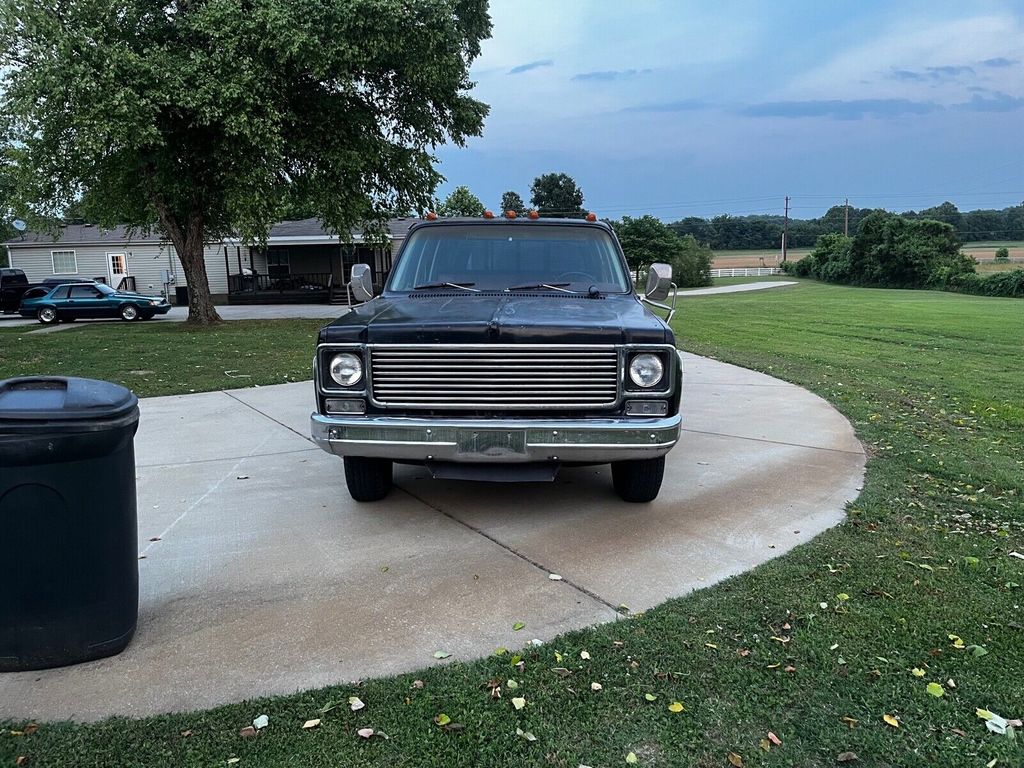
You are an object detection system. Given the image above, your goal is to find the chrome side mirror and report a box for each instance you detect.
[645,263,673,301]
[350,263,374,302]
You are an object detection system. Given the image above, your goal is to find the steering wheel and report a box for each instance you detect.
[556,271,597,283]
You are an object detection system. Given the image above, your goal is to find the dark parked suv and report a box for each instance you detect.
[311,215,682,503]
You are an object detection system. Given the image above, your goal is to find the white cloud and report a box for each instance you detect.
[783,14,1024,102]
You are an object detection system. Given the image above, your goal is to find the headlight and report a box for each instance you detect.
[629,353,664,388]
[329,352,363,387]
[149,299,160,305]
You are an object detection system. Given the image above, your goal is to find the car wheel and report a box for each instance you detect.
[37,307,58,325]
[343,456,393,502]
[120,304,139,321]
[611,456,666,503]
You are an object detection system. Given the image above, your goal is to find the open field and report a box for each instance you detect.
[2,282,1022,767]
[711,241,1024,269]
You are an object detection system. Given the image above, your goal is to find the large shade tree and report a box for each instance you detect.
[437,185,485,217]
[0,0,491,322]
[530,172,585,218]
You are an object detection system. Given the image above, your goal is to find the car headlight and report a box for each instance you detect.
[329,352,363,387]
[149,299,160,305]
[629,353,664,388]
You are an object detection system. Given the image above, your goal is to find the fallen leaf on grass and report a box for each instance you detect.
[302,719,321,730]
[357,727,379,738]
[512,697,526,710]
[506,679,519,690]
[226,759,240,766]
[348,696,365,711]
[911,668,926,677]
[625,752,638,764]
[668,702,684,713]
[411,680,424,689]
[727,752,744,767]
[179,729,193,738]
[705,643,718,649]
[552,667,571,677]
[433,650,451,659]
[977,709,1011,735]
[837,751,858,763]
[644,693,657,702]
[238,726,257,738]
[15,758,28,767]
[513,622,526,631]
[767,731,781,746]
[252,715,268,730]
[841,716,858,728]
[591,682,603,691]
[926,682,944,697]
[967,645,988,657]
[759,738,771,752]
[1009,551,1024,560]
[515,727,537,742]
[434,714,451,726]
[580,650,591,660]
[883,714,899,728]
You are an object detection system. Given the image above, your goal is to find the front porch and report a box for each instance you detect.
[224,242,393,305]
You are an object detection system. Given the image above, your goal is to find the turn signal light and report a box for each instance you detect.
[425,211,438,221]
[528,210,540,219]
[483,210,494,219]
[586,212,598,222]
[505,209,518,219]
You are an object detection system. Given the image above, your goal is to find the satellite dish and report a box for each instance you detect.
[12,219,27,231]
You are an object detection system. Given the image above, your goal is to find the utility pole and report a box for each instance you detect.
[844,197,849,237]
[782,196,789,262]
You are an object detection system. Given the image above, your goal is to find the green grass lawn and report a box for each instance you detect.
[2,283,1023,767]
[0,320,325,397]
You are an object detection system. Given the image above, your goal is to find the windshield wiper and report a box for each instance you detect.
[412,281,479,292]
[505,282,573,293]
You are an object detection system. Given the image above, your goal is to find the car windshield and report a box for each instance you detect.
[386,224,631,293]
[95,283,116,295]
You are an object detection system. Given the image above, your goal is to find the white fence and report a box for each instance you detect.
[710,267,784,278]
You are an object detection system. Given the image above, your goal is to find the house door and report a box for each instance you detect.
[107,253,129,290]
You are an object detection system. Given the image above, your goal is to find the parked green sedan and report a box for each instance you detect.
[19,282,172,324]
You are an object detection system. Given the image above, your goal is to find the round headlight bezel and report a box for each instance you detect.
[628,353,665,389]
[329,352,363,387]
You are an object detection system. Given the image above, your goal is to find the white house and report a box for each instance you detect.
[4,218,415,304]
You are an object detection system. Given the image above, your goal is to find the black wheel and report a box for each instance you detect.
[343,456,393,502]
[37,307,58,324]
[120,304,139,321]
[611,456,666,503]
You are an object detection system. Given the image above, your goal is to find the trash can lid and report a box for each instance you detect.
[0,377,138,422]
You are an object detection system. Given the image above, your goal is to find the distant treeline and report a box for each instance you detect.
[669,201,1024,250]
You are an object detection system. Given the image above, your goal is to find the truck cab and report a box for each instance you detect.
[311,215,681,503]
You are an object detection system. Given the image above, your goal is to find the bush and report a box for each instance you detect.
[670,234,713,288]
[994,246,1010,261]
[946,269,1024,297]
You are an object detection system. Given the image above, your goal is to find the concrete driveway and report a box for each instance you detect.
[0,353,865,721]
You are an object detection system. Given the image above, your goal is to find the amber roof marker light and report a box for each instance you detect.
[425,211,438,221]
[528,209,540,219]
[483,210,494,219]
[586,212,598,222]
[505,209,518,219]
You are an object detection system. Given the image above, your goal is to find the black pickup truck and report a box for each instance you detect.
[311,215,682,504]
[1,268,92,314]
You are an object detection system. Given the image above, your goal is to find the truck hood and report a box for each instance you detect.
[320,293,672,345]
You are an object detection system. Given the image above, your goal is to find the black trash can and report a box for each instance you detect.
[0,377,140,672]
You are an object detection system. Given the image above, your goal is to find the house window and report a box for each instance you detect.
[268,250,290,278]
[51,250,78,274]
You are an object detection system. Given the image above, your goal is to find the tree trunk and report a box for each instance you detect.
[157,206,221,324]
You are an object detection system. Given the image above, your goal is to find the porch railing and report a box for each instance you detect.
[227,272,334,294]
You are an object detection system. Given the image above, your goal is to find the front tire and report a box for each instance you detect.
[611,456,666,503]
[343,456,393,502]
[37,307,58,325]
[120,304,140,321]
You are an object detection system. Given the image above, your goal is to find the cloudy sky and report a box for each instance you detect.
[434,0,1024,220]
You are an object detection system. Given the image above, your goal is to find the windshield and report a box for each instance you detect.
[387,224,631,293]
[96,283,116,295]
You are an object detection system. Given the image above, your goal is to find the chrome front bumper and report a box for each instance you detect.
[310,412,681,463]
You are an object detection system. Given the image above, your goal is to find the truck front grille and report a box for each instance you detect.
[369,345,620,409]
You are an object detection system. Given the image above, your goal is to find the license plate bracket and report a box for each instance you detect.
[457,429,528,458]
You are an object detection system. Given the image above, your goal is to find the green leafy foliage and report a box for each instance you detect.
[500,190,526,215]
[993,246,1010,261]
[0,0,492,321]
[792,211,980,290]
[530,173,585,218]
[437,186,485,218]
[612,215,711,287]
